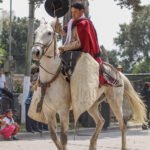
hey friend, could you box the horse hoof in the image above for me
[62,147,67,150]
[89,146,97,150]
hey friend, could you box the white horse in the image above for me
[31,20,146,150]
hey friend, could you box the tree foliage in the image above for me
[0,47,6,64]
[114,5,150,73]
[114,0,141,9]
[107,50,119,67]
[0,17,39,73]
[132,60,150,73]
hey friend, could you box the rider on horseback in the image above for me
[55,2,119,86]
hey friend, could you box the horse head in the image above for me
[32,19,57,60]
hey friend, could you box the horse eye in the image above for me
[33,33,36,39]
[34,33,36,37]
[48,32,51,35]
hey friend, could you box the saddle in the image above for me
[60,51,122,86]
[100,62,122,87]
[60,50,82,82]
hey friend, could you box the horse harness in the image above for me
[36,50,82,113]
[36,63,61,113]
[34,29,121,113]
[34,30,60,113]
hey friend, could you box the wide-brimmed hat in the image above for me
[5,109,13,114]
[44,0,69,18]
[145,82,150,86]
[117,65,123,69]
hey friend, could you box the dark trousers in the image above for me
[25,104,39,132]
[0,88,14,109]
[38,122,48,131]
[0,88,13,99]
[146,104,150,120]
[25,104,48,132]
[101,102,110,129]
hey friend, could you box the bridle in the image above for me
[33,28,61,113]
[33,30,58,76]
[33,37,54,60]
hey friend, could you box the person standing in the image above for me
[0,68,6,89]
[117,65,123,73]
[141,82,150,129]
[0,68,14,109]
[25,65,48,133]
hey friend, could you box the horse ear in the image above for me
[51,18,58,30]
[40,18,47,26]
[51,21,56,30]
[40,19,44,26]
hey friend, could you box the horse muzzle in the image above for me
[32,46,42,60]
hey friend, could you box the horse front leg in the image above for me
[48,115,63,150]
[59,110,69,150]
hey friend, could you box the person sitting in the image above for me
[55,2,119,86]
[0,109,20,140]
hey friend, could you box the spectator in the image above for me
[25,64,48,133]
[25,86,41,133]
[141,82,150,129]
[0,68,6,89]
[117,65,123,73]
[31,64,39,85]
[0,68,14,109]
[0,109,20,140]
[5,72,13,92]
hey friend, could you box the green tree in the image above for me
[132,61,150,73]
[0,17,39,73]
[0,47,6,65]
[107,50,119,67]
[114,5,150,73]
[114,0,141,9]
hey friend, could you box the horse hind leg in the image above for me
[106,87,127,150]
[88,98,105,150]
[48,114,63,150]
[112,105,127,150]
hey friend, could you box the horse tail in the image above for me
[122,73,147,123]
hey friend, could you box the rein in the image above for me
[34,30,57,76]
[38,63,61,88]
[35,35,60,83]
[39,64,56,76]
[33,28,61,113]
[36,61,61,113]
[33,39,54,59]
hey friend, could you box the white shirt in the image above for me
[0,74,6,88]
[0,117,15,130]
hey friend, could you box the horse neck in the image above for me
[39,44,61,83]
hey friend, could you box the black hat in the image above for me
[44,0,69,18]
[5,109,12,114]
